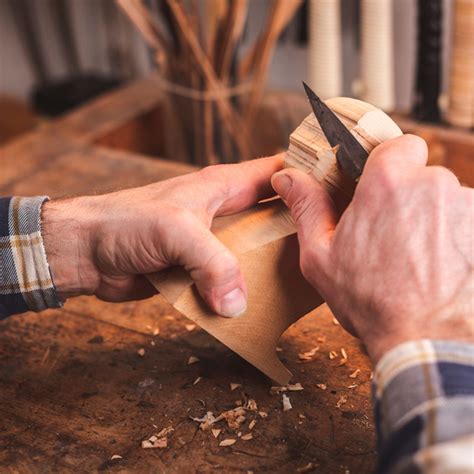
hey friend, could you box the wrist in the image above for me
[41,197,100,300]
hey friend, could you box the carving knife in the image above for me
[302,82,369,182]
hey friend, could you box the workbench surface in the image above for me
[0,77,377,473]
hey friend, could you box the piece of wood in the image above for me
[308,0,342,99]
[360,0,395,111]
[149,97,402,385]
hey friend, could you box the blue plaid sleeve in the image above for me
[373,339,474,473]
[0,196,62,319]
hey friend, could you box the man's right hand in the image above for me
[272,134,474,364]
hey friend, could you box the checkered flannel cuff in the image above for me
[0,196,62,318]
[373,339,474,441]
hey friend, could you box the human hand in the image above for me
[272,135,473,363]
[41,156,283,317]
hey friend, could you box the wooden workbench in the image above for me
[1,76,472,473]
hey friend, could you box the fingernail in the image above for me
[220,288,247,318]
[272,173,292,198]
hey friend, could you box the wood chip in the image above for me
[316,383,327,390]
[137,348,145,357]
[338,358,348,366]
[297,462,315,473]
[349,369,361,379]
[153,327,160,336]
[332,317,341,326]
[245,399,258,411]
[141,429,170,449]
[212,428,221,438]
[298,413,306,419]
[341,348,348,359]
[219,438,236,447]
[191,411,218,430]
[241,433,253,441]
[111,454,122,460]
[287,383,304,391]
[275,346,283,352]
[188,356,200,365]
[185,324,196,332]
[336,395,348,409]
[258,411,268,418]
[317,336,326,343]
[230,383,241,391]
[282,394,292,411]
[328,351,338,359]
[348,383,358,389]
[270,386,287,395]
[221,407,247,429]
[298,346,320,361]
[150,340,156,347]
[248,420,256,430]
[193,376,203,385]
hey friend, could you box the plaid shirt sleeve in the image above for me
[373,339,474,473]
[0,196,62,319]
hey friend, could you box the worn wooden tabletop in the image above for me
[1,76,411,474]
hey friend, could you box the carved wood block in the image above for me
[148,97,402,385]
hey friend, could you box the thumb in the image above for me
[271,169,337,267]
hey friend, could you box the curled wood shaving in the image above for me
[328,351,338,360]
[191,411,218,430]
[249,420,256,430]
[219,438,236,447]
[230,383,241,391]
[241,433,253,441]
[298,346,320,361]
[245,399,258,411]
[258,411,268,418]
[111,454,122,460]
[349,369,361,379]
[193,377,203,385]
[287,383,304,391]
[212,428,221,438]
[338,358,348,366]
[316,383,327,390]
[275,346,283,352]
[222,407,247,429]
[348,383,358,389]
[141,426,173,449]
[341,348,348,359]
[137,348,145,357]
[336,396,348,409]
[188,356,200,365]
[282,394,292,411]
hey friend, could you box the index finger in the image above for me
[201,153,285,217]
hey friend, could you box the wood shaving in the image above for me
[241,433,253,441]
[153,327,160,336]
[270,386,287,395]
[146,325,153,331]
[193,377,203,385]
[341,348,348,359]
[338,358,348,366]
[137,348,145,357]
[191,411,218,430]
[349,369,361,379]
[258,411,268,418]
[298,346,320,361]
[138,377,155,388]
[141,426,173,449]
[111,454,122,460]
[370,371,374,380]
[245,399,258,411]
[230,383,241,391]
[316,383,327,390]
[332,317,341,326]
[328,351,338,359]
[150,340,156,347]
[336,396,348,409]
[248,420,256,430]
[212,428,221,438]
[348,383,358,389]
[221,407,247,429]
[282,394,292,411]
[164,315,175,321]
[298,413,306,419]
[297,462,315,473]
[219,438,236,447]
[275,346,283,352]
[185,324,196,332]
[317,336,326,343]
[287,383,304,391]
[235,400,243,406]
[188,356,200,365]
